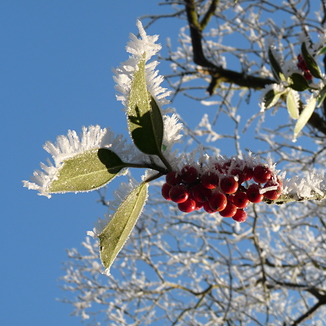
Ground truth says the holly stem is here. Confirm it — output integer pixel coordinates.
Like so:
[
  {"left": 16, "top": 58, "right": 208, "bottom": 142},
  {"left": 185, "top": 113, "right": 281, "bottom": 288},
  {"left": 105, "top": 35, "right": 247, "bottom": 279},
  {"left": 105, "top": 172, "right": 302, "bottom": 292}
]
[
  {"left": 157, "top": 151, "right": 173, "bottom": 172},
  {"left": 124, "top": 161, "right": 169, "bottom": 175}
]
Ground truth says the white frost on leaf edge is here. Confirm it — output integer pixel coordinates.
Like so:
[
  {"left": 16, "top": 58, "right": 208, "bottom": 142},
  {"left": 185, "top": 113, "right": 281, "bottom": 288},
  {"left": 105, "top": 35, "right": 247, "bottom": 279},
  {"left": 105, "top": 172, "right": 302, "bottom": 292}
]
[
  {"left": 113, "top": 20, "right": 182, "bottom": 163},
  {"left": 23, "top": 125, "right": 129, "bottom": 198},
  {"left": 260, "top": 83, "right": 288, "bottom": 111},
  {"left": 161, "top": 113, "right": 183, "bottom": 167},
  {"left": 113, "top": 20, "right": 172, "bottom": 109}
]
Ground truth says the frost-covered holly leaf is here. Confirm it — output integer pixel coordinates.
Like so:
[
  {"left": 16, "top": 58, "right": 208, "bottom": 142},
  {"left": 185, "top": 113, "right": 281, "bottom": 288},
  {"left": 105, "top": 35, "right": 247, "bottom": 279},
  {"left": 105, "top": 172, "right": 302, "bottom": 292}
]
[
  {"left": 294, "top": 97, "right": 317, "bottom": 139},
  {"left": 286, "top": 89, "right": 300, "bottom": 119},
  {"left": 263, "top": 87, "right": 287, "bottom": 109},
  {"left": 49, "top": 149, "right": 123, "bottom": 193},
  {"left": 127, "top": 55, "right": 164, "bottom": 156},
  {"left": 99, "top": 182, "right": 148, "bottom": 274},
  {"left": 288, "top": 73, "right": 310, "bottom": 91},
  {"left": 301, "top": 42, "right": 323, "bottom": 79},
  {"left": 268, "top": 48, "right": 285, "bottom": 82},
  {"left": 23, "top": 125, "right": 128, "bottom": 197}
]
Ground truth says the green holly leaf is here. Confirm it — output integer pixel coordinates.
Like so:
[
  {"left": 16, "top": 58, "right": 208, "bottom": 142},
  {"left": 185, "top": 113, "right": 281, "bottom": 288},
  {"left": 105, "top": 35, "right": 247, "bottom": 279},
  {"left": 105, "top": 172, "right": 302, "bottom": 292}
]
[
  {"left": 286, "top": 89, "right": 299, "bottom": 119},
  {"left": 98, "top": 182, "right": 148, "bottom": 274},
  {"left": 288, "top": 73, "right": 310, "bottom": 91},
  {"left": 294, "top": 97, "right": 317, "bottom": 139},
  {"left": 127, "top": 55, "right": 164, "bottom": 156},
  {"left": 268, "top": 48, "right": 285, "bottom": 82},
  {"left": 318, "top": 46, "right": 326, "bottom": 55},
  {"left": 97, "top": 148, "right": 128, "bottom": 174},
  {"left": 48, "top": 149, "right": 123, "bottom": 193},
  {"left": 301, "top": 42, "right": 323, "bottom": 79},
  {"left": 263, "top": 87, "right": 287, "bottom": 109},
  {"left": 317, "top": 85, "right": 326, "bottom": 107}
]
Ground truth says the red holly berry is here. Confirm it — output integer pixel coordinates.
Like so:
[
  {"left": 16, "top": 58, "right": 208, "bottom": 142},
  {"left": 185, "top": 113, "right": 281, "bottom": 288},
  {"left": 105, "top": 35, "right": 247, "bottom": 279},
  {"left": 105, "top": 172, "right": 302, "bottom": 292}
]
[
  {"left": 230, "top": 167, "right": 244, "bottom": 183},
  {"left": 169, "top": 184, "right": 189, "bottom": 203},
  {"left": 166, "top": 171, "right": 181, "bottom": 186},
  {"left": 253, "top": 165, "right": 272, "bottom": 184},
  {"left": 246, "top": 183, "right": 264, "bottom": 203},
  {"left": 232, "top": 191, "right": 249, "bottom": 208},
  {"left": 219, "top": 201, "right": 237, "bottom": 217},
  {"left": 201, "top": 171, "right": 219, "bottom": 189},
  {"left": 193, "top": 200, "right": 204, "bottom": 210},
  {"left": 304, "top": 71, "right": 313, "bottom": 81},
  {"left": 203, "top": 201, "right": 217, "bottom": 213},
  {"left": 191, "top": 183, "right": 212, "bottom": 203},
  {"left": 230, "top": 167, "right": 242, "bottom": 177},
  {"left": 178, "top": 198, "right": 197, "bottom": 213},
  {"left": 297, "top": 54, "right": 309, "bottom": 72},
  {"left": 181, "top": 165, "right": 198, "bottom": 184},
  {"left": 232, "top": 209, "right": 248, "bottom": 222},
  {"left": 208, "top": 192, "right": 227, "bottom": 212},
  {"left": 242, "top": 166, "right": 254, "bottom": 182},
  {"left": 220, "top": 175, "right": 239, "bottom": 194},
  {"left": 162, "top": 183, "right": 172, "bottom": 200},
  {"left": 263, "top": 179, "right": 282, "bottom": 200},
  {"left": 162, "top": 157, "right": 282, "bottom": 215}
]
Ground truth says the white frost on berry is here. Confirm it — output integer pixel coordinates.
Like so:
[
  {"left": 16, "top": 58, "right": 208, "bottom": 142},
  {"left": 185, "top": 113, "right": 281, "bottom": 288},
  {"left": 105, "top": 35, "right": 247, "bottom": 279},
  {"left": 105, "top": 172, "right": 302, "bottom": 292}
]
[
  {"left": 113, "top": 20, "right": 171, "bottom": 110},
  {"left": 23, "top": 125, "right": 130, "bottom": 198}
]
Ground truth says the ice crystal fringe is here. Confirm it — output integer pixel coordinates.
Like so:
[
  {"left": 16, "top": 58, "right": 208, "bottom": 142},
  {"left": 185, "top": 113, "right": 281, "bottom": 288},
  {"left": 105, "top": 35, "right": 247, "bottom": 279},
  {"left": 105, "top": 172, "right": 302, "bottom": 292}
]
[
  {"left": 161, "top": 113, "right": 183, "bottom": 166},
  {"left": 283, "top": 170, "right": 325, "bottom": 198},
  {"left": 260, "top": 83, "right": 286, "bottom": 111},
  {"left": 23, "top": 125, "right": 128, "bottom": 198},
  {"left": 287, "top": 89, "right": 300, "bottom": 119},
  {"left": 113, "top": 20, "right": 171, "bottom": 109},
  {"left": 282, "top": 59, "right": 298, "bottom": 77},
  {"left": 113, "top": 20, "right": 181, "bottom": 162}
]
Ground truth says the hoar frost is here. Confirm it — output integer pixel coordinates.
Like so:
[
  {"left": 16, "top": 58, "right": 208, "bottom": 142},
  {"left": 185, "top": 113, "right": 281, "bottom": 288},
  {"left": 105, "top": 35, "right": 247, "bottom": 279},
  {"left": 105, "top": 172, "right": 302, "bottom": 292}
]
[{"left": 23, "top": 126, "right": 128, "bottom": 198}]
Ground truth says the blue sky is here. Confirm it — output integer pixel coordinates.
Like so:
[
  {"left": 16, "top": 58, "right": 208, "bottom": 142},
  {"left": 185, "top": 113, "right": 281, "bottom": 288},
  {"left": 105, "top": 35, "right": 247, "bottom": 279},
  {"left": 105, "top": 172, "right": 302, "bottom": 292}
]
[
  {"left": 2, "top": 1, "right": 322, "bottom": 325},
  {"left": 0, "top": 2, "right": 183, "bottom": 325}
]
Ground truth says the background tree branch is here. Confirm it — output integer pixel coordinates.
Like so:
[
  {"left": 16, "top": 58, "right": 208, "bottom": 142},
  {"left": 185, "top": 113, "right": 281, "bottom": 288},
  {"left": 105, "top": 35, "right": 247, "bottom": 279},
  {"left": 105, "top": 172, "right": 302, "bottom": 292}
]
[{"left": 60, "top": 1, "right": 326, "bottom": 325}]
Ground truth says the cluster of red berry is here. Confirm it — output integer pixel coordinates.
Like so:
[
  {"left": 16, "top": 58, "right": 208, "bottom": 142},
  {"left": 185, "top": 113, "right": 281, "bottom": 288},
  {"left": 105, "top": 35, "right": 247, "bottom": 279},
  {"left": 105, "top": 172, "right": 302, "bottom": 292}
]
[
  {"left": 297, "top": 54, "right": 313, "bottom": 81},
  {"left": 161, "top": 159, "right": 282, "bottom": 223}
]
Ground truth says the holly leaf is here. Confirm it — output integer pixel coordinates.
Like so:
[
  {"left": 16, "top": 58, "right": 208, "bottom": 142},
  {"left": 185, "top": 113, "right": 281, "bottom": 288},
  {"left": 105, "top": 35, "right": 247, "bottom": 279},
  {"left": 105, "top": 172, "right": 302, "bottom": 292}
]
[
  {"left": 263, "top": 87, "right": 287, "bottom": 109},
  {"left": 301, "top": 42, "right": 323, "bottom": 79},
  {"left": 294, "top": 97, "right": 317, "bottom": 139},
  {"left": 317, "top": 85, "right": 326, "bottom": 107},
  {"left": 97, "top": 148, "right": 128, "bottom": 174},
  {"left": 127, "top": 55, "right": 164, "bottom": 156},
  {"left": 286, "top": 89, "right": 299, "bottom": 119},
  {"left": 288, "top": 73, "right": 310, "bottom": 91},
  {"left": 268, "top": 48, "right": 285, "bottom": 82},
  {"left": 49, "top": 149, "right": 123, "bottom": 193},
  {"left": 98, "top": 182, "right": 148, "bottom": 274}
]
